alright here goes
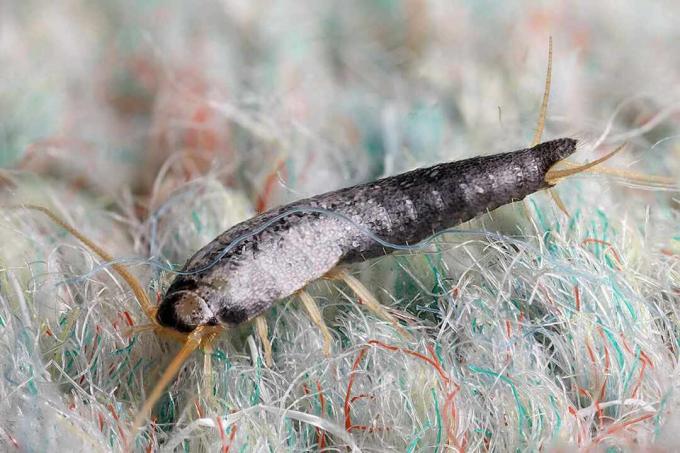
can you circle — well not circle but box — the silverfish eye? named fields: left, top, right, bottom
left=156, top=291, right=216, bottom=333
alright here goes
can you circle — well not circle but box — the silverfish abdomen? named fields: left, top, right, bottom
left=157, top=138, right=576, bottom=331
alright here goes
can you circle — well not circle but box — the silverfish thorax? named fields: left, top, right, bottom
left=157, top=138, right=576, bottom=332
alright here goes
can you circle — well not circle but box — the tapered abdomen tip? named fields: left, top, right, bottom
left=533, top=137, right=577, bottom=164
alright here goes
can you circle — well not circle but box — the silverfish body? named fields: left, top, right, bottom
left=157, top=138, right=576, bottom=332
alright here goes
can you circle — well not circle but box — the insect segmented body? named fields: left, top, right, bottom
left=157, top=137, right=577, bottom=333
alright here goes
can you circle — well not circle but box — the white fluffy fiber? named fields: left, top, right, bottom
left=1, top=1, right=679, bottom=451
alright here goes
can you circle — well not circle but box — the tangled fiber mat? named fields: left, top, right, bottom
left=1, top=1, right=679, bottom=451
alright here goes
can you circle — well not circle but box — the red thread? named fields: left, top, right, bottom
left=302, top=382, right=327, bottom=448
left=194, top=400, right=204, bottom=418
left=350, top=393, right=374, bottom=403
left=367, top=340, right=451, bottom=385
left=108, top=404, right=127, bottom=445
left=216, top=416, right=228, bottom=453
left=344, top=347, right=368, bottom=431
left=345, top=340, right=464, bottom=447
left=639, top=350, right=654, bottom=369
left=6, top=432, right=19, bottom=449
left=585, top=339, right=596, bottom=365
left=581, top=238, right=623, bottom=269
left=228, top=413, right=238, bottom=452
left=145, top=417, right=157, bottom=453
left=597, top=328, right=611, bottom=372
left=255, top=160, right=286, bottom=213
left=630, top=360, right=647, bottom=399
left=574, top=285, right=580, bottom=311
left=316, top=381, right=327, bottom=449
left=593, top=413, right=654, bottom=443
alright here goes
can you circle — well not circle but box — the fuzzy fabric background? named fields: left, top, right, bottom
left=1, top=1, right=679, bottom=451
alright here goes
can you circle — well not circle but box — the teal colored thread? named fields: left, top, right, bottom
left=26, top=364, right=37, bottom=395
left=64, top=350, right=76, bottom=373
left=406, top=102, right=444, bottom=157
left=621, top=352, right=639, bottom=402
left=549, top=395, right=561, bottom=440
left=324, top=388, right=332, bottom=417
left=82, top=325, right=94, bottom=348
left=406, top=419, right=432, bottom=453
left=567, top=209, right=582, bottom=235
left=127, top=358, right=143, bottom=386
left=212, top=348, right=228, bottom=363
left=424, top=254, right=440, bottom=282
left=89, top=353, right=101, bottom=377
left=473, top=297, right=494, bottom=318
left=301, top=415, right=310, bottom=447
left=191, top=210, right=203, bottom=234
left=604, top=253, right=615, bottom=270
left=357, top=111, right=385, bottom=177
left=434, top=341, right=444, bottom=367
left=586, top=226, right=602, bottom=258
left=250, top=358, right=262, bottom=405
left=311, top=391, right=321, bottom=418
left=611, top=280, right=636, bottom=321
left=108, top=356, right=129, bottom=380
left=536, top=404, right=545, bottom=440
left=597, top=209, right=610, bottom=238
left=301, top=375, right=322, bottom=419
left=113, top=337, right=136, bottom=355
left=394, top=256, right=429, bottom=317
left=338, top=325, right=352, bottom=349
left=528, top=198, right=558, bottom=255
left=425, top=253, right=447, bottom=309
left=399, top=374, right=415, bottom=427
left=510, top=298, right=522, bottom=311
left=474, top=428, right=493, bottom=438
left=157, top=392, right=176, bottom=426
left=554, top=213, right=563, bottom=234
left=654, top=391, right=671, bottom=436
left=600, top=326, right=625, bottom=369
left=432, top=388, right=442, bottom=452
left=472, top=318, right=483, bottom=334
left=468, top=365, right=529, bottom=439
left=183, top=439, right=190, bottom=453
left=19, top=328, right=34, bottom=354
left=0, top=314, right=5, bottom=327
left=285, top=418, right=294, bottom=448
left=530, top=199, right=548, bottom=232
left=536, top=408, right=544, bottom=443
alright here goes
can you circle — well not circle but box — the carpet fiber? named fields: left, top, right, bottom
left=1, top=1, right=679, bottom=451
